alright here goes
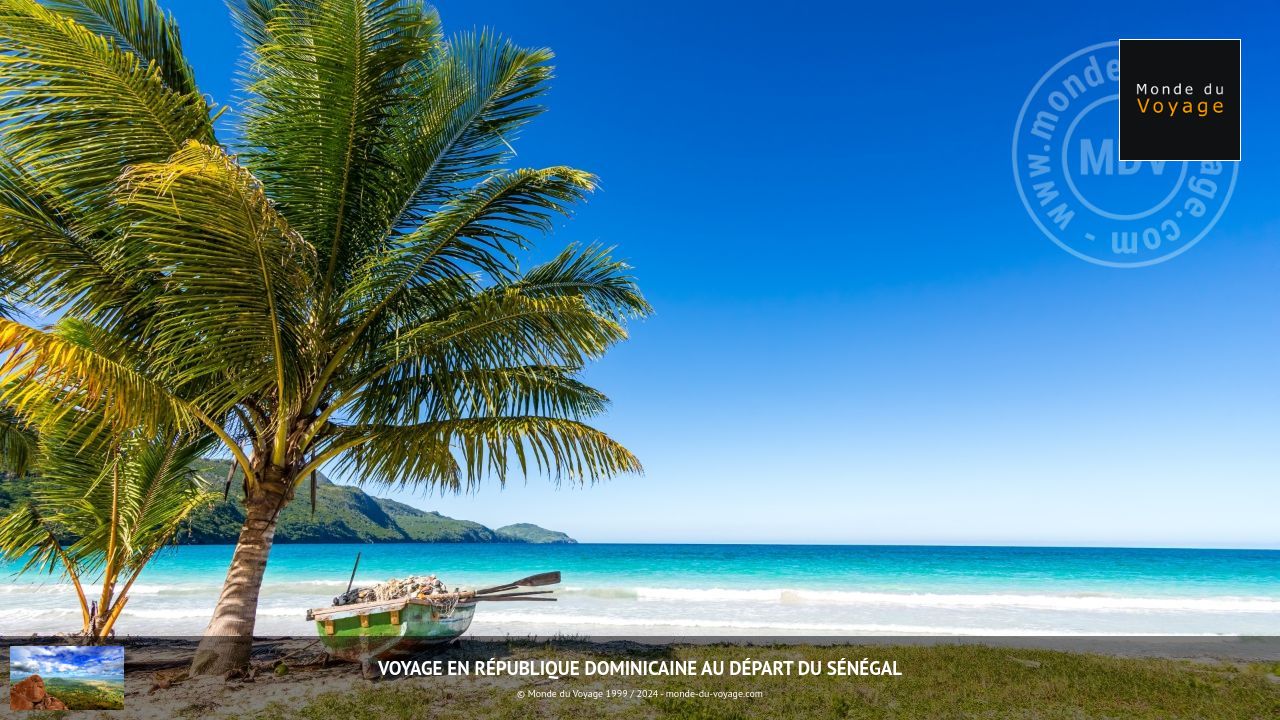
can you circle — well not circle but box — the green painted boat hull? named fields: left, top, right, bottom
left=313, top=599, right=476, bottom=664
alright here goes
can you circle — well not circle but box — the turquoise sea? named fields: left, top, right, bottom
left=2, top=545, right=1278, bottom=636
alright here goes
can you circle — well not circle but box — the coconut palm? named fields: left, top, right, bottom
left=0, top=386, right=215, bottom=642
left=0, top=0, right=647, bottom=673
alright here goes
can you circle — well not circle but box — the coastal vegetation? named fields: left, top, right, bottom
left=492, top=523, right=576, bottom=544
left=0, top=0, right=645, bottom=673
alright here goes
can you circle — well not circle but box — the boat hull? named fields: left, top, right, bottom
left=312, top=598, right=476, bottom=664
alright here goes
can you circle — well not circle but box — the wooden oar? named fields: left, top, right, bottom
left=474, top=571, right=560, bottom=596
left=474, top=595, right=557, bottom=602
left=474, top=590, right=554, bottom=599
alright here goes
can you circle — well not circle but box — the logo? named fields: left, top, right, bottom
left=1012, top=42, right=1237, bottom=267
left=1119, top=39, right=1240, bottom=161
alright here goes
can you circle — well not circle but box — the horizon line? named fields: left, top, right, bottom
left=172, top=540, right=1280, bottom=552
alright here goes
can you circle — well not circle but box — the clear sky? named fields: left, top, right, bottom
left=9, top=646, right=124, bottom=680
left=163, top=1, right=1277, bottom=547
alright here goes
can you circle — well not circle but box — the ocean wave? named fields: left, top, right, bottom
left=473, top=611, right=1206, bottom=636
left=126, top=605, right=306, bottom=620
left=125, top=607, right=214, bottom=619
left=6, top=581, right=1278, bottom=629
left=0, top=582, right=218, bottom=596
left=0, top=583, right=79, bottom=594
left=130, top=580, right=351, bottom=595
left=560, top=586, right=642, bottom=600
left=1, top=579, right=358, bottom=598
left=0, top=607, right=79, bottom=620
left=604, top=588, right=1280, bottom=613
left=8, top=578, right=1279, bottom=615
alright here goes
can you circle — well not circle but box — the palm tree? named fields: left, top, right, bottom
left=0, top=0, right=647, bottom=673
left=0, top=401, right=215, bottom=642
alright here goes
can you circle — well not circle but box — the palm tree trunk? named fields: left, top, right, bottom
left=53, top=545, right=91, bottom=635
left=98, top=595, right=128, bottom=640
left=189, top=470, right=292, bottom=675
left=96, top=459, right=121, bottom=641
left=98, top=558, right=148, bottom=641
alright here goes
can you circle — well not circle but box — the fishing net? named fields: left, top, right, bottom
left=433, top=593, right=460, bottom=618
left=332, top=574, right=449, bottom=606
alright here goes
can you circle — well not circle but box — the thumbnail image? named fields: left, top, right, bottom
left=9, top=646, right=124, bottom=711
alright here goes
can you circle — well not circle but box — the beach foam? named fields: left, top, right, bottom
left=470, top=611, right=1216, bottom=636
left=616, top=587, right=1280, bottom=613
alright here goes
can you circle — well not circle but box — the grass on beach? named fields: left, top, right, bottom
left=241, top=642, right=1280, bottom=720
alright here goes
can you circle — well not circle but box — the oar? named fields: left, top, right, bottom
left=474, top=571, right=561, bottom=596
left=346, top=552, right=362, bottom=593
left=474, top=595, right=557, bottom=602
left=473, top=590, right=554, bottom=599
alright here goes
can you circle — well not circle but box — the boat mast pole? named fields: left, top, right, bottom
left=346, top=552, right=361, bottom=594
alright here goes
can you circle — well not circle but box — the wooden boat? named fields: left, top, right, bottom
left=307, top=594, right=477, bottom=662
left=305, top=572, right=559, bottom=677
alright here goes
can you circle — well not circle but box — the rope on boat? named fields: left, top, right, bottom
left=433, top=593, right=459, bottom=618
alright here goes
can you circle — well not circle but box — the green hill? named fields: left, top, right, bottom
left=0, top=464, right=575, bottom=545
left=496, top=523, right=577, bottom=544
left=41, top=677, right=124, bottom=711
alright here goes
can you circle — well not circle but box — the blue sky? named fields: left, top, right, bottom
left=161, top=1, right=1277, bottom=547
left=9, top=646, right=124, bottom=680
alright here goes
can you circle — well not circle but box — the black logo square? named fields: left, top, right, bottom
left=1119, top=39, right=1240, bottom=161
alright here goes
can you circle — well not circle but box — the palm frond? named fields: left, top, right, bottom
left=0, top=502, right=65, bottom=576
left=0, top=400, right=35, bottom=475
left=225, top=0, right=286, bottom=49
left=236, top=0, right=441, bottom=299
left=49, top=429, right=215, bottom=569
left=0, top=0, right=213, bottom=206
left=380, top=29, right=555, bottom=236
left=336, top=416, right=641, bottom=493
left=41, top=0, right=203, bottom=97
left=339, top=166, right=599, bottom=339
left=0, top=317, right=191, bottom=436
left=0, top=149, right=128, bottom=317
left=343, top=291, right=626, bottom=425
left=349, top=363, right=612, bottom=438
left=511, top=244, right=653, bottom=321
left=0, top=250, right=17, bottom=319
left=115, top=141, right=317, bottom=407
